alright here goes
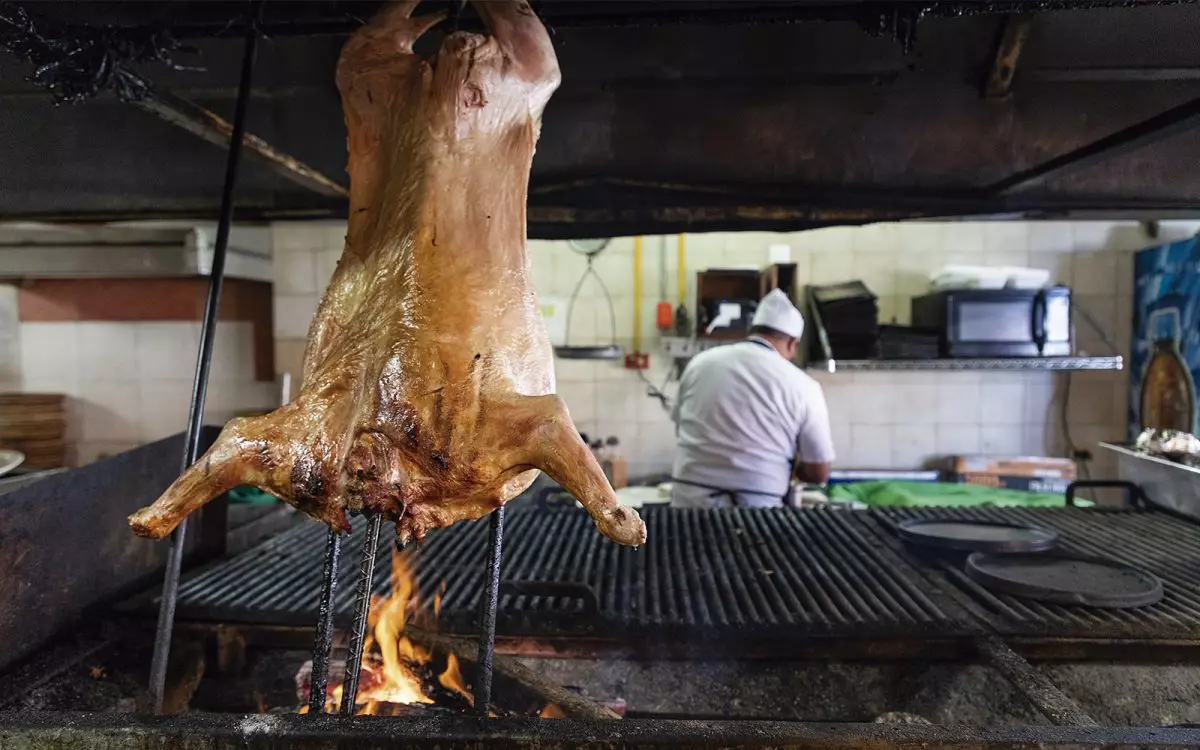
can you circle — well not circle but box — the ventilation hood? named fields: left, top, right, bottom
left=0, top=222, right=272, bottom=282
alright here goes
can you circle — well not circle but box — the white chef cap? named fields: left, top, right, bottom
left=751, top=288, right=804, bottom=340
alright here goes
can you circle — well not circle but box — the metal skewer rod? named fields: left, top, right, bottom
left=307, top=529, right=343, bottom=714
left=472, top=505, right=506, bottom=715
left=147, top=0, right=262, bottom=714
left=339, top=514, right=383, bottom=715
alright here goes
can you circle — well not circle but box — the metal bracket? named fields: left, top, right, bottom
left=473, top=506, right=506, bottom=715
left=974, top=635, right=1097, bottom=727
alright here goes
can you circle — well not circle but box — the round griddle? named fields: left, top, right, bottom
left=896, top=518, right=1059, bottom=553
left=965, top=552, right=1164, bottom=609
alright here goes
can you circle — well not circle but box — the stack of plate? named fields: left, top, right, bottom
left=0, top=393, right=67, bottom=470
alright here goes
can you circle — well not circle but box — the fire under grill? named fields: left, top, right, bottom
left=122, top=504, right=1200, bottom=645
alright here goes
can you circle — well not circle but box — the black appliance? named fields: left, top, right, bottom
left=910, top=287, right=1072, bottom=357
left=807, top=281, right=880, bottom=360
left=878, top=324, right=940, bottom=360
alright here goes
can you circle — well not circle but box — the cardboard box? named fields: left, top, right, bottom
left=944, top=455, right=1076, bottom=495
left=603, top=457, right=629, bottom=490
left=956, top=474, right=1074, bottom=494
left=949, top=456, right=1077, bottom=479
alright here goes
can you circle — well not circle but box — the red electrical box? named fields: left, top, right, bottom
left=624, top=352, right=649, bottom=370
left=656, top=301, right=673, bottom=330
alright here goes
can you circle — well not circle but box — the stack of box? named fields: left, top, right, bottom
left=947, top=456, right=1077, bottom=495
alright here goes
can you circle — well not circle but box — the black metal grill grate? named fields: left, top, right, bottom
left=131, top=507, right=976, bottom=639
left=127, top=504, right=1200, bottom=642
left=871, top=506, right=1200, bottom=639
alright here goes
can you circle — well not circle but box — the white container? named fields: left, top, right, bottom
left=929, top=265, right=1051, bottom=291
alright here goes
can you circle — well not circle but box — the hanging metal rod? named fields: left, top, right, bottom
left=307, top=529, right=344, bottom=715
left=987, top=95, right=1200, bottom=195
left=146, top=0, right=263, bottom=715
left=129, top=89, right=349, bottom=199
left=339, top=515, right=383, bottom=716
left=472, top=506, right=507, bottom=716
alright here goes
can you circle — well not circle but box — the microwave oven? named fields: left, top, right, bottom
left=910, top=287, right=1072, bottom=358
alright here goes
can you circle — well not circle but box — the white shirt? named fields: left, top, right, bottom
left=671, top=337, right=835, bottom=504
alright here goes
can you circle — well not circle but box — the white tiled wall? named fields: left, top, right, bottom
left=14, top=319, right=278, bottom=466
left=270, top=219, right=1200, bottom=482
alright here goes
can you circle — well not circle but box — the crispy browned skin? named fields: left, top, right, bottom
left=128, top=0, right=645, bottom=547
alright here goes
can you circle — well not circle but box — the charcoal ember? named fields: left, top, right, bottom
left=11, top=638, right=152, bottom=712
left=19, top=673, right=127, bottom=711
left=295, top=658, right=346, bottom=706
left=874, top=711, right=932, bottom=724
left=192, top=648, right=312, bottom=713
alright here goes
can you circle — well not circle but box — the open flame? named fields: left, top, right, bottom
left=305, top=548, right=471, bottom=715
left=299, top=546, right=562, bottom=719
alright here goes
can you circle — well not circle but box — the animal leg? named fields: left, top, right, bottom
left=472, top=0, right=561, bottom=108
left=130, top=418, right=279, bottom=538
left=503, top=395, right=645, bottom=547
left=128, top=403, right=353, bottom=539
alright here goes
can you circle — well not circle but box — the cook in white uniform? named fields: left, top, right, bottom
left=670, top=289, right=835, bottom=509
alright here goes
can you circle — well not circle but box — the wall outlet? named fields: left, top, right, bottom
left=624, top=352, right=649, bottom=370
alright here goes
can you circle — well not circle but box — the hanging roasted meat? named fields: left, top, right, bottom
left=128, top=0, right=646, bottom=548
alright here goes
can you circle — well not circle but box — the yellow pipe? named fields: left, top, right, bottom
left=633, top=236, right=643, bottom=353
left=677, top=233, right=687, bottom=305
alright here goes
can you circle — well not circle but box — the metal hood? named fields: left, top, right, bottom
left=0, top=222, right=272, bottom=281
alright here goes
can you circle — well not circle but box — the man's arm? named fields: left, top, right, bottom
left=795, top=460, right=831, bottom=485
left=794, top=382, right=836, bottom=485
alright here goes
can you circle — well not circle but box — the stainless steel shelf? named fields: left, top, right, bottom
left=809, top=356, right=1124, bottom=373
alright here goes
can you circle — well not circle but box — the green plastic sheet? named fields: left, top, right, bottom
left=828, top=480, right=1085, bottom=508
left=226, top=486, right=279, bottom=505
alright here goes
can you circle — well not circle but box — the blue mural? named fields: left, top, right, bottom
left=1129, top=237, right=1200, bottom=440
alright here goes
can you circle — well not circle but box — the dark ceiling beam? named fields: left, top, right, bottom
left=138, top=0, right=1187, bottom=37
left=1021, top=67, right=1200, bottom=83
left=986, top=95, right=1200, bottom=195
left=128, top=90, right=349, bottom=199
left=3, top=190, right=1200, bottom=237
left=984, top=14, right=1033, bottom=98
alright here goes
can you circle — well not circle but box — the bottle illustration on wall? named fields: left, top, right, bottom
left=1140, top=305, right=1196, bottom=432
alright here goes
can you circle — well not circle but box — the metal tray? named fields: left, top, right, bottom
left=1102, top=442, right=1200, bottom=521
left=896, top=518, right=1059, bottom=553
left=965, top=552, right=1164, bottom=609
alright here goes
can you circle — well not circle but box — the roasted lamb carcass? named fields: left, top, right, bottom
left=128, top=0, right=646, bottom=548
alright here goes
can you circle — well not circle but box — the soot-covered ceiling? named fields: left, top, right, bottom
left=1, top=1, right=1199, bottom=237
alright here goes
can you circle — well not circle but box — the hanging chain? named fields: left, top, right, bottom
left=0, top=2, right=201, bottom=104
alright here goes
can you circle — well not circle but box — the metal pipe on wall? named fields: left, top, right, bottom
left=146, top=0, right=264, bottom=714
left=633, top=236, right=643, bottom=353
left=677, top=234, right=687, bottom=306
